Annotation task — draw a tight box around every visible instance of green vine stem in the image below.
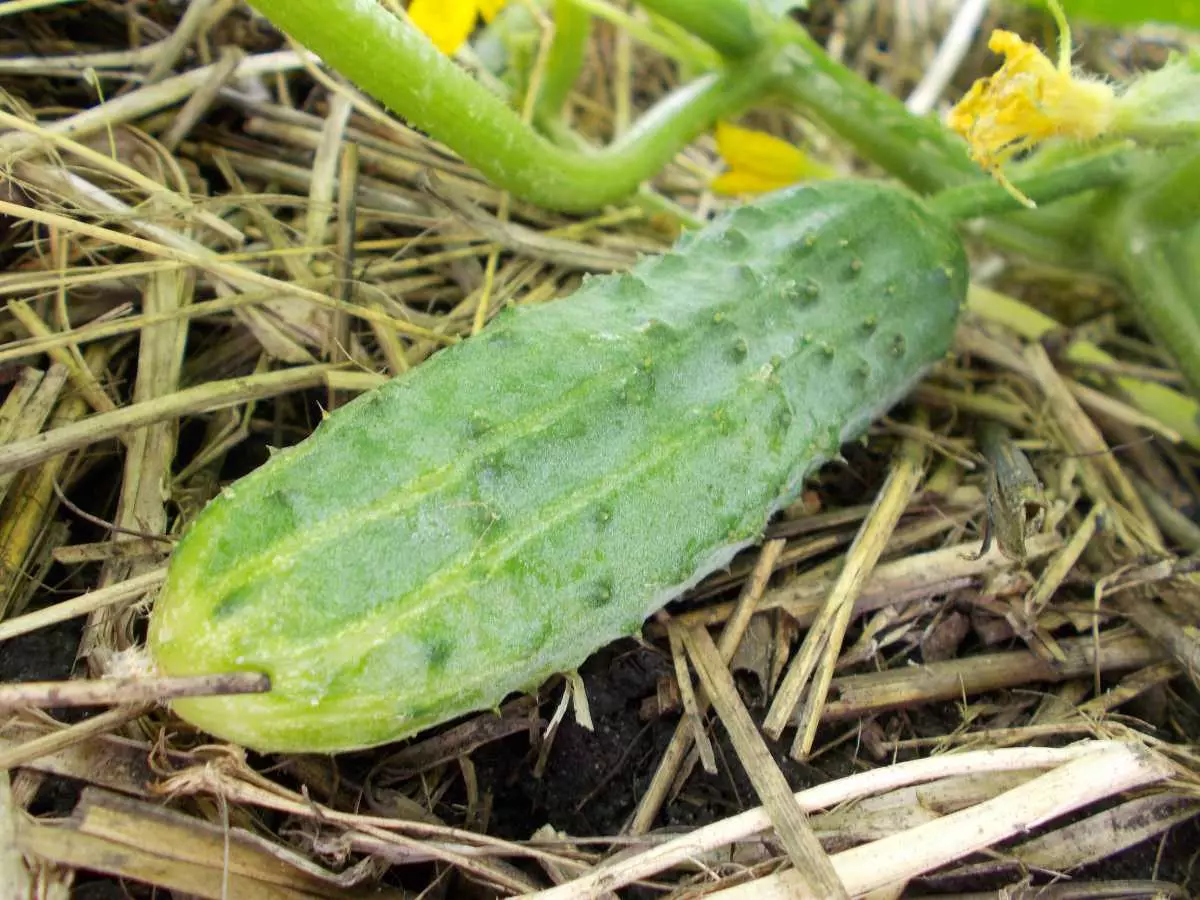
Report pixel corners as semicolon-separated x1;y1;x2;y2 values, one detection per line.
1106;224;1200;401
534;0;592;123
926;148;1133;222
634;0;762;58
1098;149;1200;399
245;0;774;213
1127;146;1200;231
560;0;719;70
244;0;1200;402
772;22;980;195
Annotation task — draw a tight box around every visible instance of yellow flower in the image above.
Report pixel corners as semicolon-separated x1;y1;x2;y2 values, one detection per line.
948;5;1115;207
710;121;835;196
408;0;508;56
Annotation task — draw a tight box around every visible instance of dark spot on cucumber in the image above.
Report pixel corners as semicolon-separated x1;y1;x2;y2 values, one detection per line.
820;342;836;359
717;228;750;255
465;410;493;439
424;634;454;672
498;554;530;581
652;252;687;278
861;315;878;333
265;488;297;518
803;279;821;301
775;405;794;431
593;502;614;529
769;405;793;452
787;236;815;264
824;424;843;455
617;273;653;303
641;318;675;347
482;330;519;350
891;334;907;357
720;511;744;541
476;450;509;488
848;258;863;277
729;336;749;362
622;361;656;404
711;406;737;436
731;205;771;232
466;502;499;539
735;264;763;291
854;360;871;382
530;616;555;651
399;700;444;724
555;412;589;441
211;584;256;620
584;576;615;609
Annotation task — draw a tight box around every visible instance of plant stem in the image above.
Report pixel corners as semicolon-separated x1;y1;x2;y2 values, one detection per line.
1125;147;1200;231
1097;148;1200;400
772;21;978;195
535;0;591;122
245;0;773;213
635;0;762;58
1106;225;1200;401
926;148;1133;222
567;0;718;68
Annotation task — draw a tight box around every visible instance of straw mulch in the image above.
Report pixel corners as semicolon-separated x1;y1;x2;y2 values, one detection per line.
1;2;1198;897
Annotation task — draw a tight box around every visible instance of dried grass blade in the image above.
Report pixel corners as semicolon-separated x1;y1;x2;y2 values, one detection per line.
0;706;153;771
629;539;785;834
764;419;928;752
0;364;334;477
524;745;1115;899
709;742;1174;898
0;673;269;711
819;630;1162;722
0;568;166;643
680;624;848;899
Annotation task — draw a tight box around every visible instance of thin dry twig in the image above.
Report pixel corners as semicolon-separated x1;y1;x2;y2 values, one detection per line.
630;538;785;834
708;742;1174;898
0;673;270;710
681;624;849;899
764;415;928;754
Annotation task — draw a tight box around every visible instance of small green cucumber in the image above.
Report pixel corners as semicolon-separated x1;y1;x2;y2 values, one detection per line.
149;181;966;753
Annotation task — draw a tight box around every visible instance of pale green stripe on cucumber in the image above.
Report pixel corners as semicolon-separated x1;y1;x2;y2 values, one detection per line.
149;180;967;753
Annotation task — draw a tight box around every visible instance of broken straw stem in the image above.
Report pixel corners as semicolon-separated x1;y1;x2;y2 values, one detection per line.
0;673;270;710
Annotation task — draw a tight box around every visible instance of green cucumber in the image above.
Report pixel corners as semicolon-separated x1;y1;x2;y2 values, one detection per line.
149;181;966;753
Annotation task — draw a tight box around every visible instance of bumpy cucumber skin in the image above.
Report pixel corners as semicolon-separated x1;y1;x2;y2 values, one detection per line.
149;182;966;753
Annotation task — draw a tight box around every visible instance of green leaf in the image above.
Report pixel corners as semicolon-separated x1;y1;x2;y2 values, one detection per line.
1013;0;1200;28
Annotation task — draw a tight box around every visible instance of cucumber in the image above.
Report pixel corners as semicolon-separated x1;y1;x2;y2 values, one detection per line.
149;181;966;753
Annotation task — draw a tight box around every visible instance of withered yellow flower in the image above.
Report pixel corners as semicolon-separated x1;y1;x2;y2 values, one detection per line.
408;0;508;56
710;121;835;196
948;9;1115;207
